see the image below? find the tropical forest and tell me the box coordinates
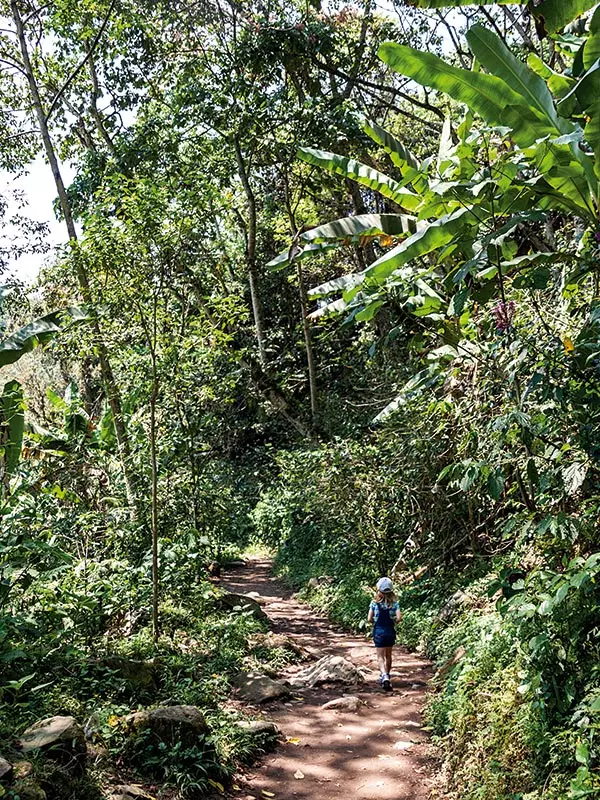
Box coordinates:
[1,0,600,798]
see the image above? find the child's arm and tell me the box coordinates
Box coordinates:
[394,603,402,623]
[367,603,374,623]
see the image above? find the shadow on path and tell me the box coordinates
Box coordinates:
[220,558,437,800]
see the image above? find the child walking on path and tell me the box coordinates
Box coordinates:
[368,577,402,691]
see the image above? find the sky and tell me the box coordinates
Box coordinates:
[3,154,74,285]
[3,0,447,287]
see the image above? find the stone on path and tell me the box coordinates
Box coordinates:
[235,720,280,736]
[110,785,154,800]
[286,655,364,689]
[232,672,290,703]
[125,705,207,747]
[217,592,268,621]
[18,716,86,767]
[321,695,362,712]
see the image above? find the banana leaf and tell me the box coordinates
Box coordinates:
[298,147,421,211]
[0,307,88,368]
[301,213,420,244]
[266,242,338,271]
[362,119,429,193]
[527,54,575,100]
[364,206,481,281]
[466,25,557,123]
[1,380,24,475]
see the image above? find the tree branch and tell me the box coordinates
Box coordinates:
[44,0,115,124]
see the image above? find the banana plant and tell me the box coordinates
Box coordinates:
[269,16,600,327]
[0,306,87,493]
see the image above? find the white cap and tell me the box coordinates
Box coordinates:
[377,577,393,592]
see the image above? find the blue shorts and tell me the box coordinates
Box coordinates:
[373,630,396,648]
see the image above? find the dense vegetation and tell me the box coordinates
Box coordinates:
[2,0,600,797]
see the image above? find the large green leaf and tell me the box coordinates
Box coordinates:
[536,0,600,35]
[527,54,575,100]
[372,365,445,424]
[584,100,600,179]
[0,380,24,475]
[298,147,421,211]
[365,207,482,281]
[466,25,557,124]
[266,213,419,272]
[301,213,420,244]
[583,6,600,68]
[558,59,600,113]
[308,272,364,300]
[362,119,429,193]
[266,242,339,271]
[0,307,88,368]
[378,41,552,146]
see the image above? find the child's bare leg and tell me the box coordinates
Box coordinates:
[376,648,387,676]
[385,647,393,675]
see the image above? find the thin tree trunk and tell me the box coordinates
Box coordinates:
[12,0,137,510]
[149,356,160,642]
[233,136,267,364]
[295,261,318,423]
[86,49,118,156]
[283,175,318,426]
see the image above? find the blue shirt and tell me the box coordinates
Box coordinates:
[370,600,399,624]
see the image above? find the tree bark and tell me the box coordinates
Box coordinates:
[11,0,137,510]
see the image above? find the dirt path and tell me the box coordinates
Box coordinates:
[221,559,436,800]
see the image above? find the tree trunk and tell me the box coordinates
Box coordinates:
[296,260,318,424]
[283,175,318,426]
[149,358,160,642]
[233,136,267,365]
[12,0,137,510]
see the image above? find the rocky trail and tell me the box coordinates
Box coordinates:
[220,559,436,800]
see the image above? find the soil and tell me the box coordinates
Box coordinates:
[220,558,437,800]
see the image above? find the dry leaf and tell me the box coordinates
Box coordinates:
[563,336,575,353]
[286,737,301,745]
[294,770,305,780]
[262,792,276,798]
[377,754,392,760]
[208,779,224,793]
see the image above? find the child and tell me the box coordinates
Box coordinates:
[368,576,401,691]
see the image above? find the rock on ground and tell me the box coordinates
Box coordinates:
[125,705,207,747]
[0,756,12,783]
[232,672,290,704]
[286,655,364,689]
[321,695,362,712]
[18,716,86,767]
[235,720,280,736]
[110,785,154,799]
[217,592,268,621]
